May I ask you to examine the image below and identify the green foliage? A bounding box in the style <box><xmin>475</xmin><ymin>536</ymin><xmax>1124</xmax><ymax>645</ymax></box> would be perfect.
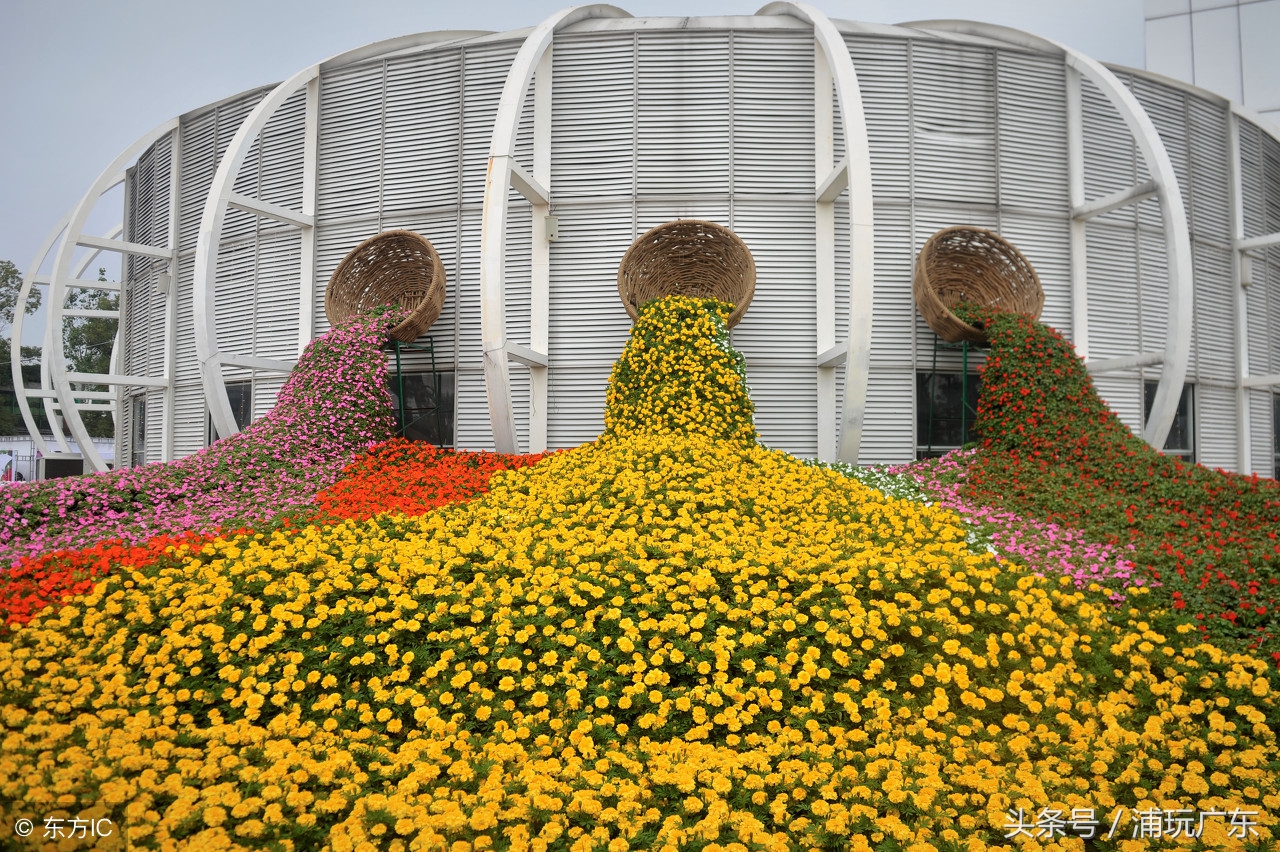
<box><xmin>0</xmin><ymin>260</ymin><xmax>41</xmax><ymax>332</ymax></box>
<box><xmin>603</xmin><ymin>296</ymin><xmax>755</xmax><ymax>445</ymax></box>
<box><xmin>0</xmin><ymin>259</ymin><xmax>44</xmax><ymax>436</ymax></box>
<box><xmin>62</xmin><ymin>268</ymin><xmax>117</xmax><ymax>438</ymax></box>
<box><xmin>0</xmin><ymin>340</ymin><xmax>45</xmax><ymax>436</ymax></box>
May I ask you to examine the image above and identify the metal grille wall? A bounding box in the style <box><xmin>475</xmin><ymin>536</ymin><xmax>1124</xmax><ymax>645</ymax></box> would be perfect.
<box><xmin>1125</xmin><ymin>74</ymin><xmax>1237</xmax><ymax>468</ymax></box>
<box><xmin>314</xmin><ymin>40</ymin><xmax>526</xmax><ymax>452</ymax></box>
<box><xmin>220</xmin><ymin>89</ymin><xmax>307</xmax><ymax>422</ymax></box>
<box><xmin>844</xmin><ymin>35</ymin><xmax>1071</xmax><ymax>463</ymax></box>
<box><xmin>103</xmin><ymin>20</ymin><xmax>1278</xmax><ymax>470</ymax></box>
<box><xmin>122</xmin><ymin>135</ymin><xmax>172</xmax><ymax>466</ymax></box>
<box><xmin>173</xmin><ymin>90</ymin><xmax>271</xmax><ymax>457</ymax></box>
<box><xmin>1080</xmin><ymin>71</ymin><xmax>1159</xmax><ymax>438</ymax></box>
<box><xmin>122</xmin><ymin>89</ymin><xmax>275</xmax><ymax>462</ymax></box>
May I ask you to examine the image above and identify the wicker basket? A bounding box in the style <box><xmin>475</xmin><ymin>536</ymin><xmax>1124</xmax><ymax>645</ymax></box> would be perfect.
<box><xmin>324</xmin><ymin>229</ymin><xmax>446</xmax><ymax>343</ymax></box>
<box><xmin>617</xmin><ymin>220</ymin><xmax>756</xmax><ymax>328</ymax></box>
<box><xmin>912</xmin><ymin>226</ymin><xmax>1044</xmax><ymax>344</ymax></box>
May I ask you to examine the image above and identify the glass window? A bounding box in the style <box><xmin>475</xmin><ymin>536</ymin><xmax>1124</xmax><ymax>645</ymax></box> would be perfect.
<box><xmin>131</xmin><ymin>396</ymin><xmax>146</xmax><ymax>468</ymax></box>
<box><xmin>1143</xmin><ymin>381</ymin><xmax>1195</xmax><ymax>461</ymax></box>
<box><xmin>206</xmin><ymin>381</ymin><xmax>254</xmax><ymax>444</ymax></box>
<box><xmin>1190</xmin><ymin>6</ymin><xmax>1244</xmax><ymax>101</ymax></box>
<box><xmin>226</xmin><ymin>381</ymin><xmax>253</xmax><ymax>431</ymax></box>
<box><xmin>388</xmin><ymin>371</ymin><xmax>455</xmax><ymax>447</ymax></box>
<box><xmin>916</xmin><ymin>371</ymin><xmax>982</xmax><ymax>458</ymax></box>
<box><xmin>1273</xmin><ymin>392</ymin><xmax>1279</xmax><ymax>480</ymax></box>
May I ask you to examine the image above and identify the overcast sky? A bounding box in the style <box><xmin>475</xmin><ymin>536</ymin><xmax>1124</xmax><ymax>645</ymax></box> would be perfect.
<box><xmin>0</xmin><ymin>0</ymin><xmax>1144</xmax><ymax>344</ymax></box>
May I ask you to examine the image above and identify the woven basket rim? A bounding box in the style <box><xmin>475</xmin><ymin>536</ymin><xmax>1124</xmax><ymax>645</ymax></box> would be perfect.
<box><xmin>324</xmin><ymin>229</ymin><xmax>446</xmax><ymax>343</ymax></box>
<box><xmin>617</xmin><ymin>219</ymin><xmax>757</xmax><ymax>328</ymax></box>
<box><xmin>913</xmin><ymin>225</ymin><xmax>1044</xmax><ymax>345</ymax></box>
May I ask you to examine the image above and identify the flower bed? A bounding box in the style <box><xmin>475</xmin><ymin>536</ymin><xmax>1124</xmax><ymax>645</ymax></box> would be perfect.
<box><xmin>887</xmin><ymin>450</ymin><xmax>1144</xmax><ymax>602</ymax></box>
<box><xmin>953</xmin><ymin>304</ymin><xmax>1280</xmax><ymax>654</ymax></box>
<box><xmin>0</xmin><ymin>309</ymin><xmax>406</xmax><ymax>565</ymax></box>
<box><xmin>603</xmin><ymin>296</ymin><xmax>754</xmax><ymax>445</ymax></box>
<box><xmin>0</xmin><ymin>439</ymin><xmax>544</xmax><ymax>632</ymax></box>
<box><xmin>312</xmin><ymin>438</ymin><xmax>546</xmax><ymax>522</ymax></box>
<box><xmin>0</xmin><ymin>532</ymin><xmax>209</xmax><ymax>631</ymax></box>
<box><xmin>2</xmin><ymin>296</ymin><xmax>1276</xmax><ymax>851</ymax></box>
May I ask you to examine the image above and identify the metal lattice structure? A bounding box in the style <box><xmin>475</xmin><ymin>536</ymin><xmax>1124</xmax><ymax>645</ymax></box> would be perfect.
<box><xmin>15</xmin><ymin>6</ymin><xmax>1280</xmax><ymax>476</ymax></box>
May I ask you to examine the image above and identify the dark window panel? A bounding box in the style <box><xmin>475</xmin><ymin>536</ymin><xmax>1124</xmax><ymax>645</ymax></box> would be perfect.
<box><xmin>1143</xmin><ymin>381</ymin><xmax>1195</xmax><ymax>460</ymax></box>
<box><xmin>916</xmin><ymin>371</ymin><xmax>983</xmax><ymax>457</ymax></box>
<box><xmin>388</xmin><ymin>371</ymin><xmax>455</xmax><ymax>448</ymax></box>
<box><xmin>131</xmin><ymin>397</ymin><xmax>146</xmax><ymax>468</ymax></box>
<box><xmin>226</xmin><ymin>381</ymin><xmax>253</xmax><ymax>432</ymax></box>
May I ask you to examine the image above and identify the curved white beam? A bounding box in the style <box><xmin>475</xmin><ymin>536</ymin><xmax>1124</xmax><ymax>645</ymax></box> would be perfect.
<box><xmin>15</xmin><ymin>203</ymin><xmax>126</xmax><ymax>458</ymax></box>
<box><xmin>49</xmin><ymin>121</ymin><xmax>178</xmax><ymax>473</ymax></box>
<box><xmin>907</xmin><ymin>20</ymin><xmax>1194</xmax><ymax>451</ymax></box>
<box><xmin>194</xmin><ymin>31</ymin><xmax>492</xmax><ymax>441</ymax></box>
<box><xmin>13</xmin><ymin>210</ymin><xmax>73</xmax><ymax>455</ymax></box>
<box><xmin>758</xmin><ymin>2</ymin><xmax>875</xmax><ymax>464</ymax></box>
<box><xmin>47</xmin><ymin>224</ymin><xmax>131</xmax><ymax>459</ymax></box>
<box><xmin>480</xmin><ymin>5</ymin><xmax>631</xmax><ymax>453</ymax></box>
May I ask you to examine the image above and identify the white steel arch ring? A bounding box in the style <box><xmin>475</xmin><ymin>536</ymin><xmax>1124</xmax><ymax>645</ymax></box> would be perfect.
<box><xmin>13</xmin><ymin>208</ymin><xmax>76</xmax><ymax>456</ymax></box>
<box><xmin>12</xmin><ymin>210</ymin><xmax>123</xmax><ymax>456</ymax></box>
<box><xmin>759</xmin><ymin>1</ymin><xmax>875</xmax><ymax>463</ymax></box>
<box><xmin>194</xmin><ymin>31</ymin><xmax>491</xmax><ymax>441</ymax></box>
<box><xmin>48</xmin><ymin>118</ymin><xmax>179</xmax><ymax>473</ymax></box>
<box><xmin>910</xmin><ymin>20</ymin><xmax>1194</xmax><ymax>451</ymax></box>
<box><xmin>479</xmin><ymin>4</ymin><xmax>632</xmax><ymax>454</ymax></box>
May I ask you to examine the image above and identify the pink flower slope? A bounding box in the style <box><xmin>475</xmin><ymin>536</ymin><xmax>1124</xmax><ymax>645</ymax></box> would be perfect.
<box><xmin>0</xmin><ymin>309</ymin><xmax>406</xmax><ymax>565</ymax></box>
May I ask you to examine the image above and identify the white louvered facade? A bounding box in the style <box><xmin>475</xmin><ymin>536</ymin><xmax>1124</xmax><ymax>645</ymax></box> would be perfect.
<box><xmin>21</xmin><ymin>8</ymin><xmax>1280</xmax><ymax>476</ymax></box>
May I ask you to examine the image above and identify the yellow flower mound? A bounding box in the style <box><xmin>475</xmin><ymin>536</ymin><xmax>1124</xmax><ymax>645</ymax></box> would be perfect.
<box><xmin>604</xmin><ymin>296</ymin><xmax>755</xmax><ymax>445</ymax></box>
<box><xmin>2</xmin><ymin>297</ymin><xmax>1278</xmax><ymax>852</ymax></box>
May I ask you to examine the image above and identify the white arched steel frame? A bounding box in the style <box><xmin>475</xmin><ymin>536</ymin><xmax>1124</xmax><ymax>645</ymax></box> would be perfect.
<box><xmin>908</xmin><ymin>20</ymin><xmax>1194</xmax><ymax>451</ymax></box>
<box><xmin>47</xmin><ymin>223</ymin><xmax>126</xmax><ymax>450</ymax></box>
<box><xmin>194</xmin><ymin>31</ymin><xmax>491</xmax><ymax>441</ymax></box>
<box><xmin>479</xmin><ymin>4</ymin><xmax>631</xmax><ymax>454</ymax></box>
<box><xmin>12</xmin><ymin>211</ymin><xmax>124</xmax><ymax>456</ymax></box>
<box><xmin>13</xmin><ymin>208</ymin><xmax>76</xmax><ymax>456</ymax></box>
<box><xmin>47</xmin><ymin>118</ymin><xmax>180</xmax><ymax>473</ymax></box>
<box><xmin>759</xmin><ymin>2</ymin><xmax>875</xmax><ymax>463</ymax></box>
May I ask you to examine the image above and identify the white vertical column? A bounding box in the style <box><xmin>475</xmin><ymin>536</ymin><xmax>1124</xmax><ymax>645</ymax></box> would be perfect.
<box><xmin>299</xmin><ymin>76</ymin><xmax>320</xmax><ymax>358</ymax></box>
<box><xmin>529</xmin><ymin>47</ymin><xmax>553</xmax><ymax>454</ymax></box>
<box><xmin>759</xmin><ymin>1</ymin><xmax>875</xmax><ymax>465</ymax></box>
<box><xmin>1228</xmin><ymin>112</ymin><xmax>1251</xmax><ymax>474</ymax></box>
<box><xmin>1066</xmin><ymin>64</ymin><xmax>1089</xmax><ymax>361</ymax></box>
<box><xmin>162</xmin><ymin>124</ymin><xmax>182</xmax><ymax>462</ymax></box>
<box><xmin>814</xmin><ymin>45</ymin><xmax>837</xmax><ymax>462</ymax></box>
<box><xmin>115</xmin><ymin>176</ymin><xmax>131</xmax><ymax>471</ymax></box>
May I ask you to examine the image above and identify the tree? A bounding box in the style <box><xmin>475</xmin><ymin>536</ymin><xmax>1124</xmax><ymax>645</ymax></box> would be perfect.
<box><xmin>0</xmin><ymin>260</ymin><xmax>119</xmax><ymax>439</ymax></box>
<box><xmin>0</xmin><ymin>260</ymin><xmax>41</xmax><ymax>331</ymax></box>
<box><xmin>62</xmin><ymin>268</ymin><xmax>118</xmax><ymax>438</ymax></box>
<box><xmin>0</xmin><ymin>260</ymin><xmax>43</xmax><ymax>436</ymax></box>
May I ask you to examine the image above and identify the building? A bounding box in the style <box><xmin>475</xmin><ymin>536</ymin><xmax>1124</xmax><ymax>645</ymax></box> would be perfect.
<box><xmin>1144</xmin><ymin>0</ymin><xmax>1280</xmax><ymax>126</ymax></box>
<box><xmin>12</xmin><ymin>4</ymin><xmax>1280</xmax><ymax>477</ymax></box>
